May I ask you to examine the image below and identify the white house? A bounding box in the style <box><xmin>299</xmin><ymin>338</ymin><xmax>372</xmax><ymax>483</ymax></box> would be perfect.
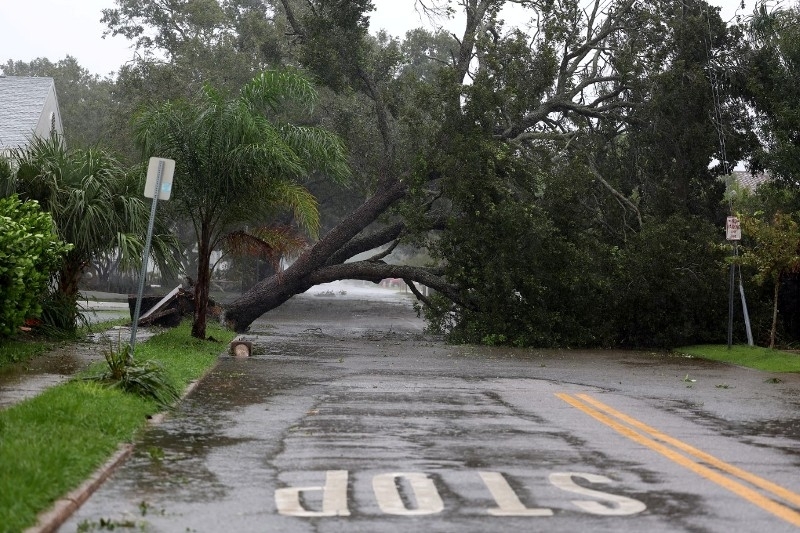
<box><xmin>0</xmin><ymin>75</ymin><xmax>64</xmax><ymax>156</ymax></box>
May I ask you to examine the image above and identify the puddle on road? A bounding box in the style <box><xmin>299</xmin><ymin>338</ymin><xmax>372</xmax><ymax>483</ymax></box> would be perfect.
<box><xmin>119</xmin><ymin>425</ymin><xmax>252</xmax><ymax>504</ymax></box>
<box><xmin>90</xmin><ymin>361</ymin><xmax>299</xmax><ymax>505</ymax></box>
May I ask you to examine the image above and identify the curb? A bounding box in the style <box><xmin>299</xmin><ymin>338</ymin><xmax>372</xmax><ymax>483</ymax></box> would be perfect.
<box><xmin>24</xmin><ymin>445</ymin><xmax>134</xmax><ymax>533</ymax></box>
<box><xmin>24</xmin><ymin>362</ymin><xmax>219</xmax><ymax>532</ymax></box>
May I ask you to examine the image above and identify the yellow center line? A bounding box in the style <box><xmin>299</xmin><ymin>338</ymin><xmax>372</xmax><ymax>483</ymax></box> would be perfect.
<box><xmin>575</xmin><ymin>393</ymin><xmax>800</xmax><ymax>508</ymax></box>
<box><xmin>555</xmin><ymin>392</ymin><xmax>800</xmax><ymax>527</ymax></box>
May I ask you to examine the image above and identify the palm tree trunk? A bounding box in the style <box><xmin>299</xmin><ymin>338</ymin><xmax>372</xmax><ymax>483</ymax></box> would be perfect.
<box><xmin>58</xmin><ymin>266</ymin><xmax>82</xmax><ymax>303</ymax></box>
<box><xmin>192</xmin><ymin>224</ymin><xmax>212</xmax><ymax>339</ymax></box>
<box><xmin>57</xmin><ymin>254</ymin><xmax>85</xmax><ymax>330</ymax></box>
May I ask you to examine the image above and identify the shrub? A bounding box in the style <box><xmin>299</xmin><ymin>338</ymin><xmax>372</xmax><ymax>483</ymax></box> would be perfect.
<box><xmin>0</xmin><ymin>196</ymin><xmax>71</xmax><ymax>338</ymax></box>
<box><xmin>84</xmin><ymin>343</ymin><xmax>180</xmax><ymax>408</ymax></box>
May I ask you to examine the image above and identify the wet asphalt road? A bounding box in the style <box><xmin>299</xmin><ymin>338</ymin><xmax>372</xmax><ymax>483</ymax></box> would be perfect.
<box><xmin>61</xmin><ymin>283</ymin><xmax>800</xmax><ymax>532</ymax></box>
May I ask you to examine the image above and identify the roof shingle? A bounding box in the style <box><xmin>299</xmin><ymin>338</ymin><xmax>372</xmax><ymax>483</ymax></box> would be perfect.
<box><xmin>0</xmin><ymin>76</ymin><xmax>58</xmax><ymax>151</ymax></box>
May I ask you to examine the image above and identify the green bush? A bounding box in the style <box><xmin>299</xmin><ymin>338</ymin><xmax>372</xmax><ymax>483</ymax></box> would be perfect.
<box><xmin>0</xmin><ymin>196</ymin><xmax>71</xmax><ymax>338</ymax></box>
<box><xmin>422</xmin><ymin>141</ymin><xmax>614</xmax><ymax>348</ymax></box>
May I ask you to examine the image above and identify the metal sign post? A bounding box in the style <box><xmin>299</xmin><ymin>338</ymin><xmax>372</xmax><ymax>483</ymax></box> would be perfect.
<box><xmin>726</xmin><ymin>216</ymin><xmax>741</xmax><ymax>350</ymax></box>
<box><xmin>129</xmin><ymin>157</ymin><xmax>175</xmax><ymax>360</ymax></box>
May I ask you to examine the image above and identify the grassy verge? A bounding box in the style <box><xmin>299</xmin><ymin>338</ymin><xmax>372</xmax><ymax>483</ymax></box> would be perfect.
<box><xmin>0</xmin><ymin>338</ymin><xmax>55</xmax><ymax>367</ymax></box>
<box><xmin>674</xmin><ymin>344</ymin><xmax>800</xmax><ymax>373</ymax></box>
<box><xmin>0</xmin><ymin>321</ymin><xmax>235</xmax><ymax>533</ymax></box>
<box><xmin>0</xmin><ymin>319</ymin><xmax>130</xmax><ymax>369</ymax></box>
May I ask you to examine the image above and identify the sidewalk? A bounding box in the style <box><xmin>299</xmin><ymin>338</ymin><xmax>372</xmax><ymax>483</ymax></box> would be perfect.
<box><xmin>0</xmin><ymin>323</ymin><xmax>153</xmax><ymax>410</ymax></box>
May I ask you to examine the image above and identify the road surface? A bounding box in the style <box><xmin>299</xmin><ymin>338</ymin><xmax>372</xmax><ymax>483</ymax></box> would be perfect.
<box><xmin>60</xmin><ymin>282</ymin><xmax>800</xmax><ymax>532</ymax></box>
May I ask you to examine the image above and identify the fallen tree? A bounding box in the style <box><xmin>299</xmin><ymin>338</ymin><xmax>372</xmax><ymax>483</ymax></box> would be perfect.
<box><xmin>223</xmin><ymin>0</ymin><xmax>643</xmax><ymax>333</ymax></box>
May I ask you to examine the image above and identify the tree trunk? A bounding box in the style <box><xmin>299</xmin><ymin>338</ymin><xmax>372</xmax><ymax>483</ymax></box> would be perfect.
<box><xmin>223</xmin><ymin>178</ymin><xmax>408</xmax><ymax>331</ymax></box>
<box><xmin>58</xmin><ymin>261</ymin><xmax>83</xmax><ymax>303</ymax></box>
<box><xmin>192</xmin><ymin>224</ymin><xmax>212</xmax><ymax>339</ymax></box>
<box><xmin>57</xmin><ymin>254</ymin><xmax>86</xmax><ymax>330</ymax></box>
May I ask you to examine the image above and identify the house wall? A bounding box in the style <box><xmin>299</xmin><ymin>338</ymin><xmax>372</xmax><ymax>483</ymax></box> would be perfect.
<box><xmin>33</xmin><ymin>83</ymin><xmax>63</xmax><ymax>140</ymax></box>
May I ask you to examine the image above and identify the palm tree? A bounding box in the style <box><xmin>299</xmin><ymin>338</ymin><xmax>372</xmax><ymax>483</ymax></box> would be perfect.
<box><xmin>133</xmin><ymin>69</ymin><xmax>350</xmax><ymax>339</ymax></box>
<box><xmin>4</xmin><ymin>134</ymin><xmax>179</xmax><ymax>330</ymax></box>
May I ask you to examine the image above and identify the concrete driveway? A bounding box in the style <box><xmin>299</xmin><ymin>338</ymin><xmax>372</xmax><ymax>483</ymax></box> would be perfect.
<box><xmin>60</xmin><ymin>282</ymin><xmax>800</xmax><ymax>532</ymax></box>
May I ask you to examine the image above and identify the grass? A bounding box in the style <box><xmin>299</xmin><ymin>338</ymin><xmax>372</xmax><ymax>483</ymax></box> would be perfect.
<box><xmin>0</xmin><ymin>318</ymin><xmax>130</xmax><ymax>369</ymax></box>
<box><xmin>674</xmin><ymin>344</ymin><xmax>800</xmax><ymax>373</ymax></box>
<box><xmin>0</xmin><ymin>321</ymin><xmax>235</xmax><ymax>533</ymax></box>
<box><xmin>0</xmin><ymin>338</ymin><xmax>55</xmax><ymax>366</ymax></box>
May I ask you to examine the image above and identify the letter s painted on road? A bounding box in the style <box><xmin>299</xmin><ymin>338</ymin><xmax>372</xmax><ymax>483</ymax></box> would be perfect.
<box><xmin>549</xmin><ymin>472</ymin><xmax>646</xmax><ymax>516</ymax></box>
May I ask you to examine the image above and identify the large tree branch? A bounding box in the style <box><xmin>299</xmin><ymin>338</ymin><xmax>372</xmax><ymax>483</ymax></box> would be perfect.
<box><xmin>356</xmin><ymin>66</ymin><xmax>395</xmax><ymax>160</ymax></box>
<box><xmin>404</xmin><ymin>279</ymin><xmax>432</xmax><ymax>307</ymax></box>
<box><xmin>294</xmin><ymin>178</ymin><xmax>408</xmax><ymax>274</ymax></box>
<box><xmin>586</xmin><ymin>160</ymin><xmax>642</xmax><ymax>230</ymax></box>
<box><xmin>454</xmin><ymin>0</ymin><xmax>492</xmax><ymax>83</ymax></box>
<box><xmin>305</xmin><ymin>261</ymin><xmax>468</xmax><ymax>308</ymax></box>
<box><xmin>553</xmin><ymin>0</ymin><xmax>636</xmax><ymax>112</ymax></box>
<box><xmin>279</xmin><ymin>0</ymin><xmax>303</xmax><ymax>38</ymax></box>
<box><xmin>325</xmin><ymin>221</ymin><xmax>406</xmax><ymax>266</ymax></box>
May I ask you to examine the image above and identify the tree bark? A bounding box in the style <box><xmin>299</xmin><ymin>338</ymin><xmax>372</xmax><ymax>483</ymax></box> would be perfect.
<box><xmin>58</xmin><ymin>253</ymin><xmax>86</xmax><ymax>329</ymax></box>
<box><xmin>192</xmin><ymin>223</ymin><xmax>212</xmax><ymax>339</ymax></box>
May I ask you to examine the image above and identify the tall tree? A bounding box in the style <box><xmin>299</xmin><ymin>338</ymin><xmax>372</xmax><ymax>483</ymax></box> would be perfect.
<box><xmin>133</xmin><ymin>69</ymin><xmax>350</xmax><ymax>339</ymax></box>
<box><xmin>223</xmin><ymin>0</ymin><xmax>664</xmax><ymax>332</ymax></box>
<box><xmin>103</xmin><ymin>0</ymin><xmax>288</xmax><ymax>95</ymax></box>
<box><xmin>740</xmin><ymin>1</ymin><xmax>800</xmax><ymax>184</ymax></box>
<box><xmin>221</xmin><ymin>0</ymin><xmax>743</xmax><ymax>349</ymax></box>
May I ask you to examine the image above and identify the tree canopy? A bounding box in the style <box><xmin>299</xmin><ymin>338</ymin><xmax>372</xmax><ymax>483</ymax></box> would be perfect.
<box><xmin>221</xmin><ymin>0</ymin><xmax>745</xmax><ymax>348</ymax></box>
<box><xmin>740</xmin><ymin>1</ymin><xmax>800</xmax><ymax>184</ymax></box>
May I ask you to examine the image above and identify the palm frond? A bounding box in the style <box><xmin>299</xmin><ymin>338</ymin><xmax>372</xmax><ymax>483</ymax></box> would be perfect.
<box><xmin>223</xmin><ymin>226</ymin><xmax>309</xmax><ymax>269</ymax></box>
<box><xmin>242</xmin><ymin>68</ymin><xmax>319</xmax><ymax>113</ymax></box>
<box><xmin>264</xmin><ymin>180</ymin><xmax>320</xmax><ymax>238</ymax></box>
<box><xmin>6</xmin><ymin>132</ymin><xmax>182</xmax><ymax>290</ymax></box>
<box><xmin>278</xmin><ymin>124</ymin><xmax>352</xmax><ymax>184</ymax></box>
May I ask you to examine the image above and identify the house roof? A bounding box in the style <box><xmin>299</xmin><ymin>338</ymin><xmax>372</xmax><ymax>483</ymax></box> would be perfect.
<box><xmin>731</xmin><ymin>170</ymin><xmax>771</xmax><ymax>192</ymax></box>
<box><xmin>0</xmin><ymin>76</ymin><xmax>60</xmax><ymax>151</ymax></box>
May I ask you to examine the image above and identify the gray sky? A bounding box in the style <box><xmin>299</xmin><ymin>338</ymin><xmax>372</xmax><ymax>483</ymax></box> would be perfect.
<box><xmin>0</xmin><ymin>0</ymin><xmax>753</xmax><ymax>77</ymax></box>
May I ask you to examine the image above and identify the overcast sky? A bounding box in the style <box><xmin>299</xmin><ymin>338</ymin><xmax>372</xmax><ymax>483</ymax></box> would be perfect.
<box><xmin>0</xmin><ymin>0</ymin><xmax>753</xmax><ymax>77</ymax></box>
